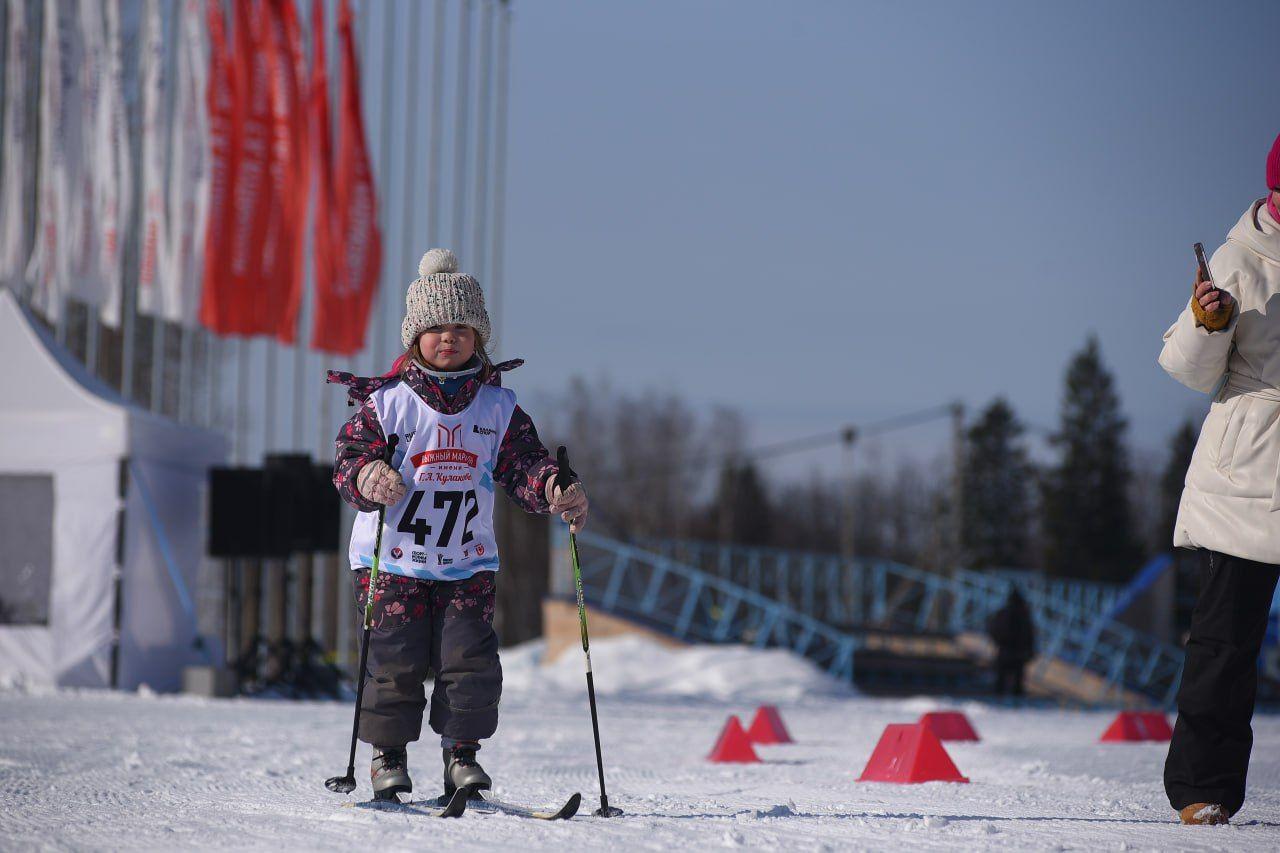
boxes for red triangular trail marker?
[857,723,969,783]
[708,715,761,763]
[1100,710,1159,742]
[746,705,794,744]
[918,711,980,742]
[1137,711,1173,741]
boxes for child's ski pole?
[556,446,623,818]
[326,434,399,795]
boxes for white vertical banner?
[27,0,86,322]
[163,0,210,327]
[0,0,30,284]
[95,0,132,327]
[74,0,105,308]
[136,0,170,318]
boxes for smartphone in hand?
[1194,242,1215,289]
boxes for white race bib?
[348,382,517,581]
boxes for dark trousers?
[994,659,1026,696]
[351,568,501,747]
[1164,549,1280,817]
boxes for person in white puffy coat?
[1157,133,1280,826]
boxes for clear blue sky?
[496,0,1280,466]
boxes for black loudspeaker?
[311,463,341,553]
[210,458,342,558]
[264,454,314,556]
[208,468,266,558]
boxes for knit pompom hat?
[400,248,491,349]
[1269,132,1280,191]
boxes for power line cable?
[582,402,958,488]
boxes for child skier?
[330,248,589,801]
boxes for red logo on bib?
[410,423,478,468]
[475,544,485,556]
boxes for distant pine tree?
[714,460,772,546]
[962,398,1033,569]
[1158,420,1198,548]
[1041,335,1141,581]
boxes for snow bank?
[502,635,852,703]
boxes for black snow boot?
[371,745,412,800]
[443,743,491,797]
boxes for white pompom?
[418,248,458,277]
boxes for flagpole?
[292,0,317,457]
[370,0,396,376]
[471,0,492,285]
[451,0,471,252]
[265,334,278,454]
[166,0,190,424]
[236,335,250,464]
[427,0,445,246]
[209,330,221,430]
[319,0,340,463]
[86,308,99,375]
[120,0,145,404]
[142,0,165,414]
[394,0,421,363]
[489,0,510,351]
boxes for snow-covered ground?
[3,637,1279,851]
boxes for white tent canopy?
[0,289,227,690]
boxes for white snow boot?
[371,746,412,800]
[443,743,491,797]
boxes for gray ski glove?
[356,459,408,506]
[545,477,589,533]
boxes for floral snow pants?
[351,568,501,747]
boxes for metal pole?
[294,0,317,454]
[179,326,193,423]
[470,0,492,283]
[120,0,143,404]
[396,0,424,366]
[450,0,471,252]
[264,336,277,453]
[236,336,249,464]
[369,0,396,375]
[427,0,445,244]
[840,426,857,564]
[149,317,164,412]
[293,302,308,452]
[86,308,99,375]
[166,0,187,422]
[488,0,510,349]
[208,330,221,430]
[951,401,966,573]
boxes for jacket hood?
[1226,200,1280,266]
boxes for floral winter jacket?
[329,359,558,516]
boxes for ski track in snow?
[3,640,1279,852]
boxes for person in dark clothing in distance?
[987,587,1036,697]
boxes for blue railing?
[571,532,859,682]
[573,535,1184,706]
[642,539,1123,633]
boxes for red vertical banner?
[308,0,336,318]
[230,0,275,331]
[198,0,239,333]
[201,0,308,338]
[310,0,381,355]
[262,0,307,342]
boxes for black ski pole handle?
[555,445,577,494]
[384,433,400,463]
